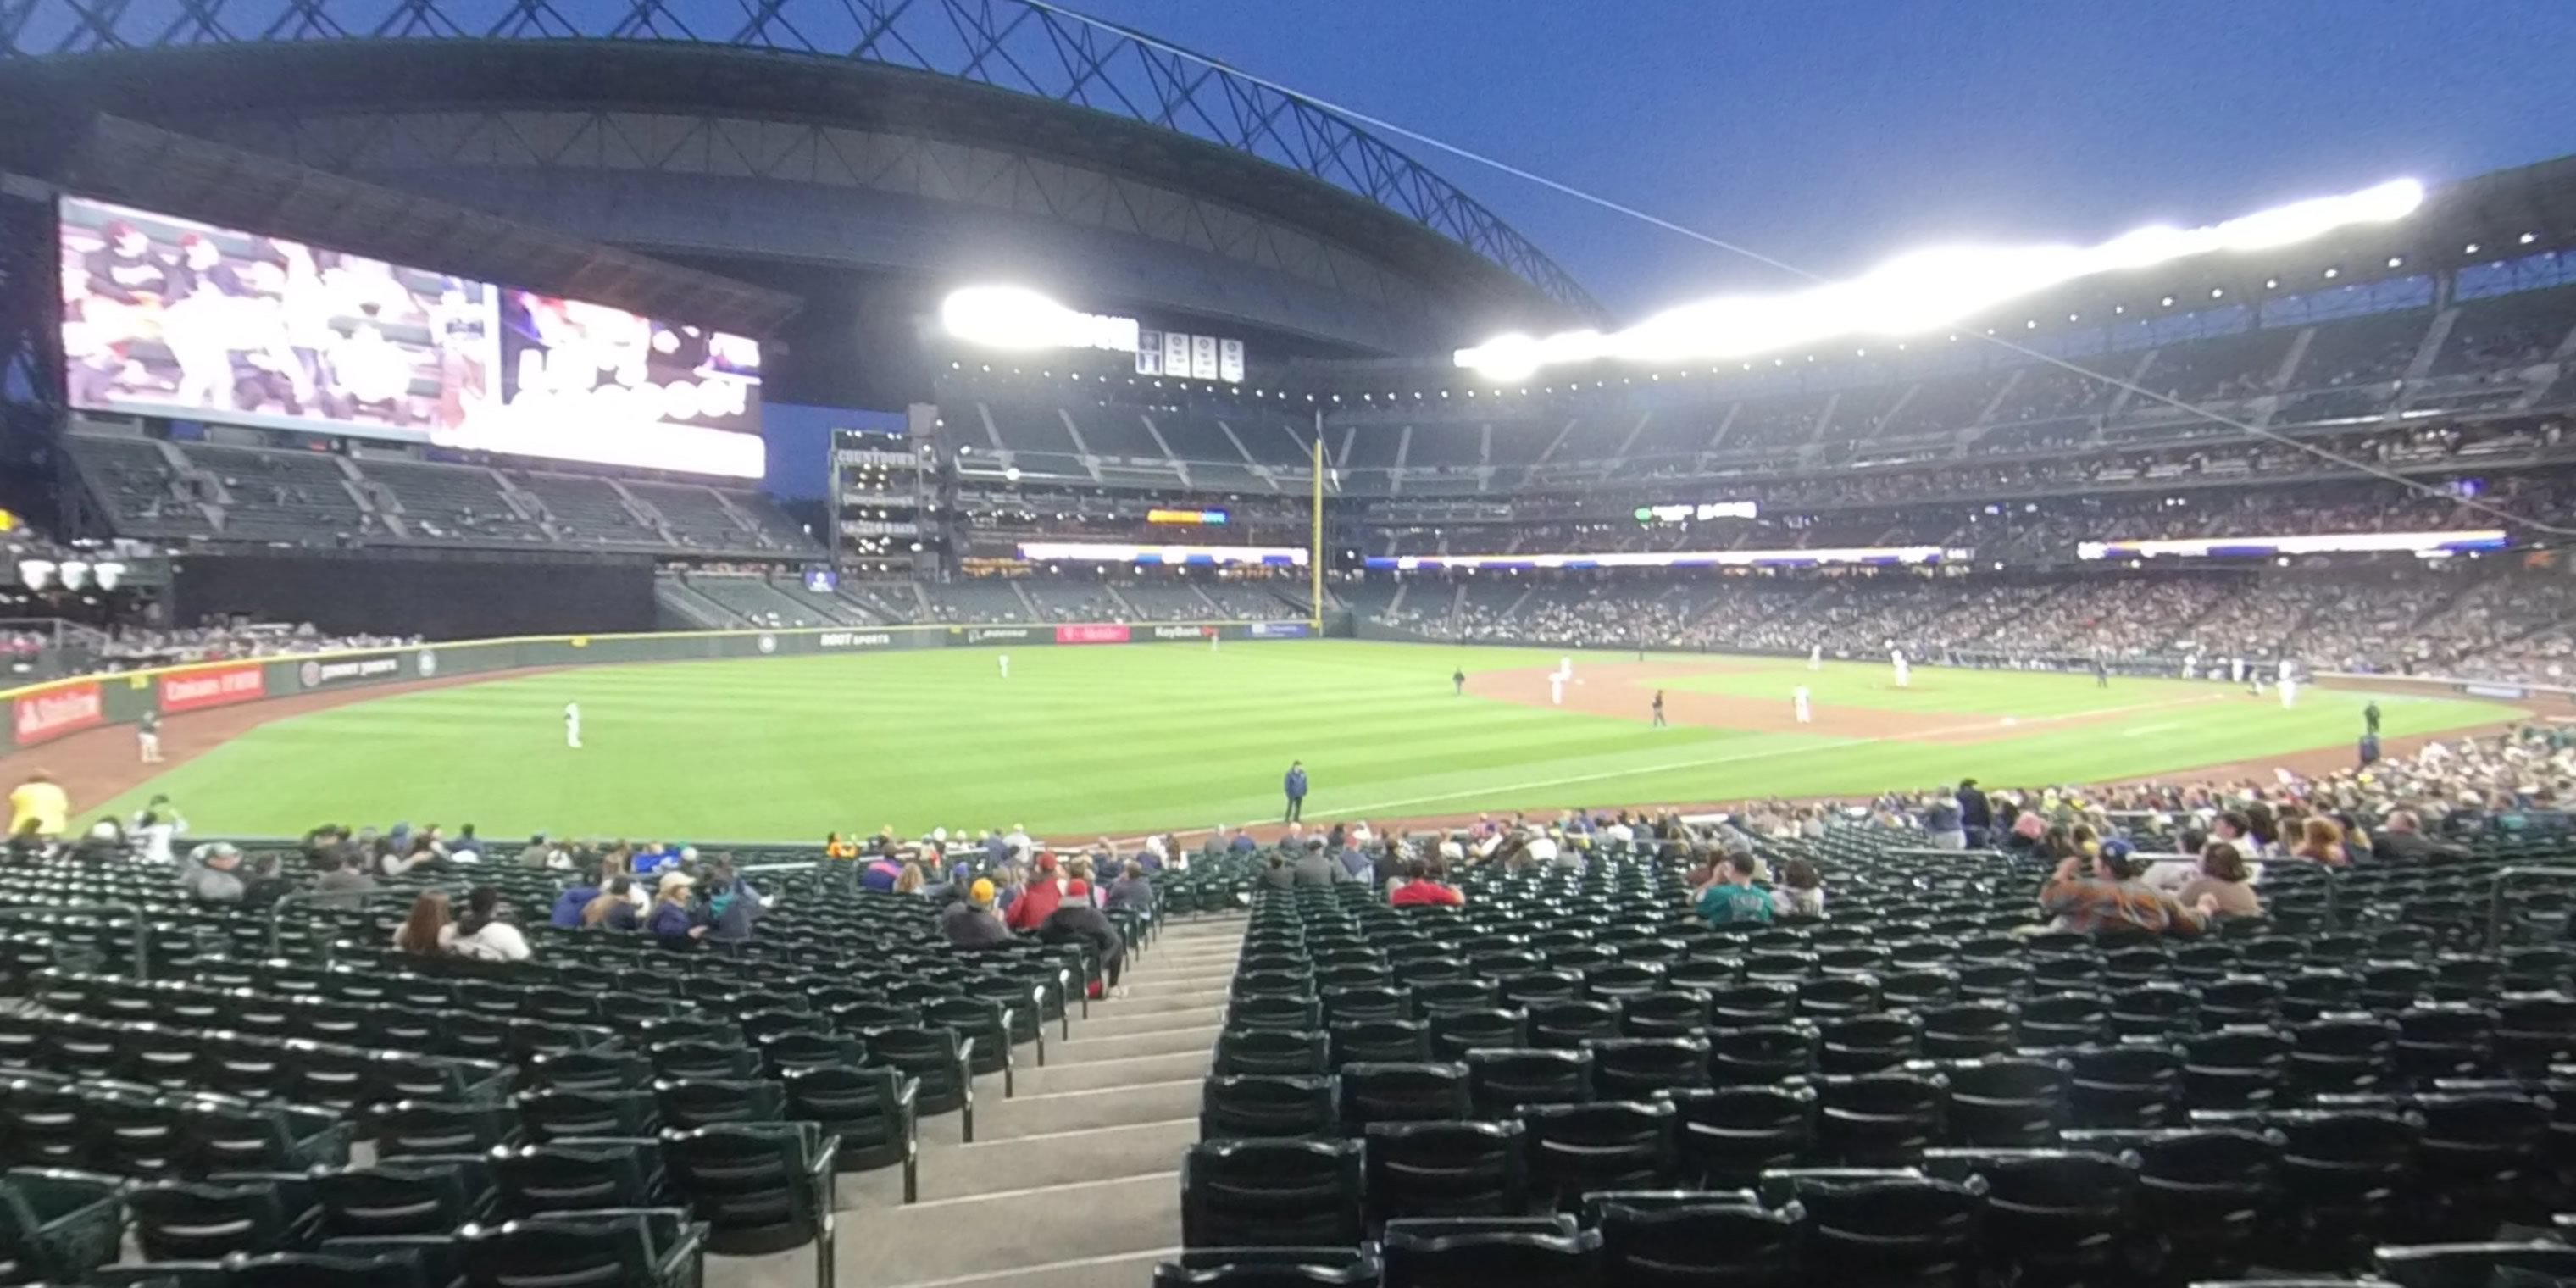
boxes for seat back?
[1363,1120,1528,1227]
[1180,1138,1364,1249]
[1202,1074,1338,1141]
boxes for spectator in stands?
[381,836,438,879]
[858,852,905,892]
[1696,852,1774,925]
[893,861,927,895]
[1041,879,1125,996]
[2290,817,2355,866]
[701,860,766,945]
[1291,840,1335,887]
[314,850,379,909]
[583,879,640,930]
[646,871,702,941]
[551,867,603,928]
[1107,861,1155,913]
[941,878,1013,948]
[1774,859,1825,919]
[2177,842,2263,920]
[7,770,67,841]
[1922,793,1967,849]
[1336,836,1372,883]
[449,886,533,961]
[1257,852,1296,892]
[2038,843,2209,937]
[2211,810,2264,858]
[393,891,453,954]
[132,802,186,866]
[176,841,246,903]
[1006,854,1066,930]
[1957,779,1992,846]
[1391,857,1464,908]
[519,833,553,868]
[449,824,484,863]
[2371,809,2458,862]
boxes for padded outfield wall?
[6,617,1341,751]
[1347,618,2576,711]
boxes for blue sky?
[1071,0,2576,318]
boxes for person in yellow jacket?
[8,771,69,841]
[823,830,863,893]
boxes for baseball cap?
[1035,852,1058,874]
[1064,879,1091,899]
[969,879,997,908]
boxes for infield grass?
[89,641,2520,841]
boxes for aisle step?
[971,1075,1202,1141]
[1061,1004,1225,1038]
[1015,1047,1208,1096]
[1049,1024,1221,1063]
[1085,991,1226,1018]
[834,1172,1179,1286]
[1119,979,1231,1000]
[841,1115,1196,1207]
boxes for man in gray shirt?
[1291,839,1336,887]
[314,851,380,909]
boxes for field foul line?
[1115,691,2234,844]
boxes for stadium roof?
[0,0,1600,327]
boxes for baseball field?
[71,641,2521,841]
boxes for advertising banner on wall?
[14,681,103,746]
[1248,622,1313,638]
[1055,624,1131,645]
[1150,625,1213,640]
[296,653,405,690]
[816,630,894,650]
[158,663,266,713]
[964,627,1035,645]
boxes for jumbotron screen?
[58,196,765,478]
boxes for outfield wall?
[1351,619,2573,709]
[4,617,1345,751]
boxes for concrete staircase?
[721,916,1243,1288]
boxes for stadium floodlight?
[1455,177,2425,380]
[940,286,1139,353]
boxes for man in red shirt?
[1007,852,1066,930]
[1390,858,1463,908]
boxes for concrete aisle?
[722,914,1244,1288]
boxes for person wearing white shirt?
[131,798,186,865]
[448,886,533,962]
[1524,830,1559,864]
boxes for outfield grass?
[91,641,2519,841]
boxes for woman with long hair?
[892,861,926,895]
[2179,842,2264,918]
[2291,817,2353,867]
[392,891,452,954]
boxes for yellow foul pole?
[1310,415,1325,630]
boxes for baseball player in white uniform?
[1793,686,1813,724]
[564,702,582,749]
[1890,649,1911,689]
[2279,674,2300,709]
[998,653,1009,679]
[1808,645,1823,671]
[1548,672,1565,706]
